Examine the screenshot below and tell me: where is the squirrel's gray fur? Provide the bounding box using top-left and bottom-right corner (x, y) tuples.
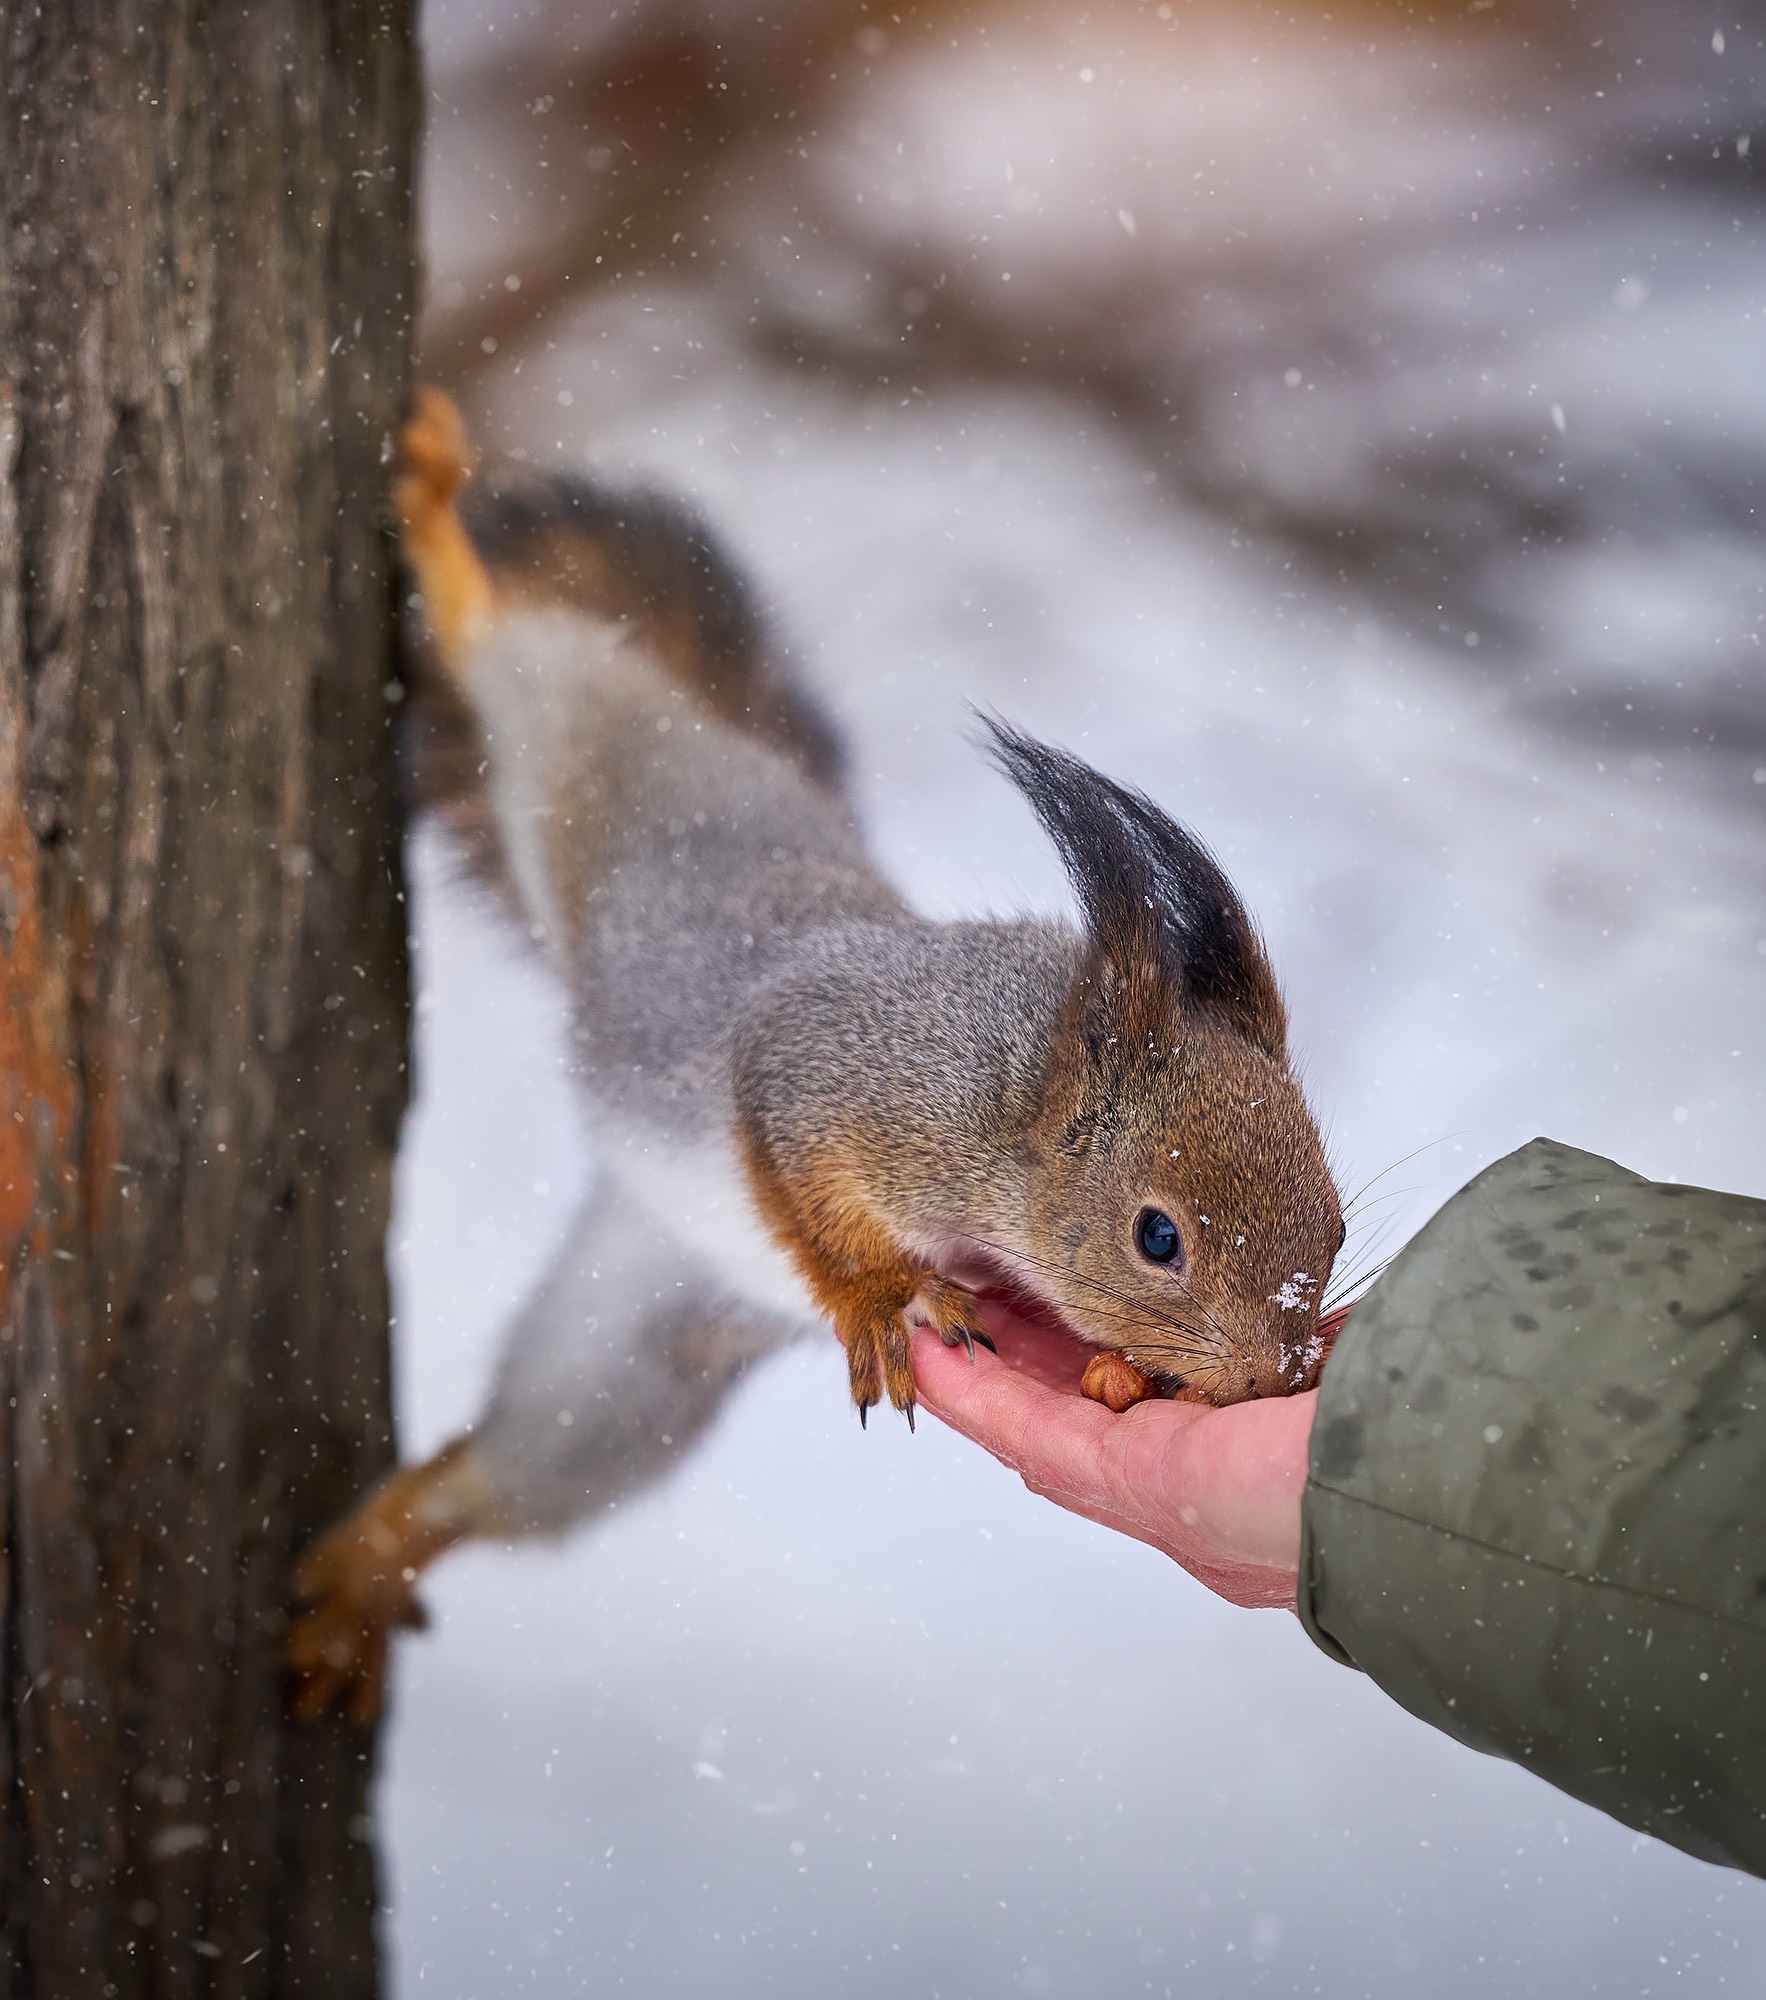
(287, 407), (1338, 1720)
(459, 599), (1082, 1522)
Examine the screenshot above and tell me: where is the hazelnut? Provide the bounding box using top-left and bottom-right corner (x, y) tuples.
(1080, 1349), (1157, 1412)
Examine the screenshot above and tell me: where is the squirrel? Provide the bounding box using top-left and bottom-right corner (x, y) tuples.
(286, 391), (1344, 1722)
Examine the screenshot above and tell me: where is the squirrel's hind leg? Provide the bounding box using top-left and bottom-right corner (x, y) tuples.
(286, 1436), (499, 1725)
(394, 387), (496, 672)
(287, 1173), (804, 1722)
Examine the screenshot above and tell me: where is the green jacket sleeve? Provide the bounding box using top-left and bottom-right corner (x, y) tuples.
(1298, 1137), (1766, 1878)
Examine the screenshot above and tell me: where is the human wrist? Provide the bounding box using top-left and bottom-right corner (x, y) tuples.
(1222, 1388), (1313, 1573)
(1151, 1389), (1314, 1596)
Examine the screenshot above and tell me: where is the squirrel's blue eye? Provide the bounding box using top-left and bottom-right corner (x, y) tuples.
(1135, 1208), (1183, 1266)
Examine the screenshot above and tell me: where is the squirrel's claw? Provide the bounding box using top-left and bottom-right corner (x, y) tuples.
(905, 1274), (985, 1354)
(841, 1269), (980, 1429)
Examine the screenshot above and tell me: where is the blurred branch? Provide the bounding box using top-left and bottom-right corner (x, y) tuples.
(422, 0), (981, 390)
(420, 0), (1766, 735)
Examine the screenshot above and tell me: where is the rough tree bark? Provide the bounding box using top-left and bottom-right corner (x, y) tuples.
(0, 5), (417, 1993)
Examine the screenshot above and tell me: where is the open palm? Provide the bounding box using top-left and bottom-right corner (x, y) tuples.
(910, 1299), (1321, 1610)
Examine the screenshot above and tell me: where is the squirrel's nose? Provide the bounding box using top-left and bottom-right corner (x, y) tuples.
(1247, 1326), (1312, 1399)
(1247, 1363), (1289, 1401)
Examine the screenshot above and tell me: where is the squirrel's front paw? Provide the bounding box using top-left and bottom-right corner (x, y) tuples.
(842, 1272), (990, 1431)
(905, 1274), (994, 1360)
(842, 1291), (916, 1430)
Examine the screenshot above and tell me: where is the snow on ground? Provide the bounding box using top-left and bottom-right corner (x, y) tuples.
(384, 4), (1766, 1991)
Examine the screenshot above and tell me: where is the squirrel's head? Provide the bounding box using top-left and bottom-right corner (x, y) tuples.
(986, 720), (1342, 1404)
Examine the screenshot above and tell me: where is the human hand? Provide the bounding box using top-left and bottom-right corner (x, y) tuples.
(910, 1297), (1329, 1610)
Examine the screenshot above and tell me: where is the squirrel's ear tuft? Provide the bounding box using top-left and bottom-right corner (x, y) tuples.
(981, 715), (1287, 1059)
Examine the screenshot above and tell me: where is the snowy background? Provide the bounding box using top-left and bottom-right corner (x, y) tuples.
(382, 2), (1765, 1991)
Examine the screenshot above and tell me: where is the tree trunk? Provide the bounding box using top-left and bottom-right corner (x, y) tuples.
(0, 4), (417, 1992)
